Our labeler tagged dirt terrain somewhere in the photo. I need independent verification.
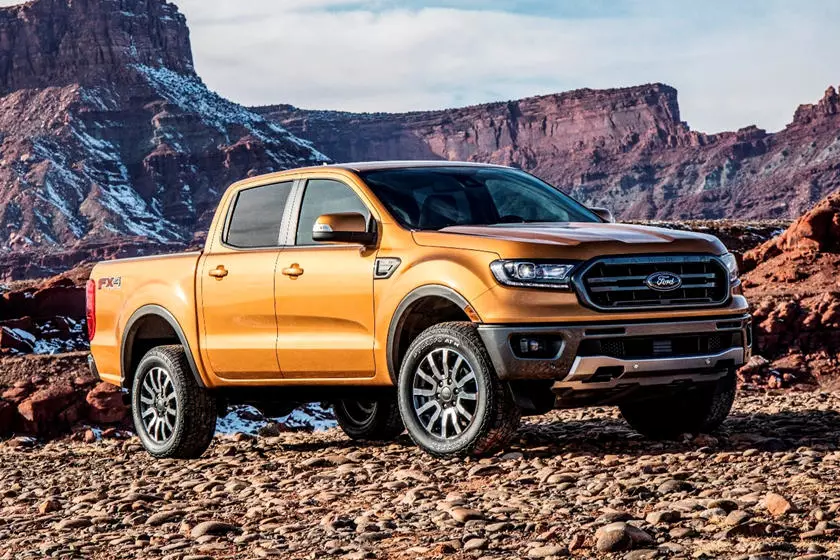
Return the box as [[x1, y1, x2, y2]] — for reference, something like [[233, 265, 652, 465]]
[[1, 207, 838, 560], [1, 389, 839, 560]]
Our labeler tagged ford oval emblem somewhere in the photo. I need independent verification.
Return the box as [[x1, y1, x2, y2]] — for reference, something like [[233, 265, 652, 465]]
[[645, 271, 682, 292]]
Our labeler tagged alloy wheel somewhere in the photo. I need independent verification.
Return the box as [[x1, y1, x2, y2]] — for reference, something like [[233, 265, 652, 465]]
[[139, 366, 178, 444], [411, 348, 478, 439]]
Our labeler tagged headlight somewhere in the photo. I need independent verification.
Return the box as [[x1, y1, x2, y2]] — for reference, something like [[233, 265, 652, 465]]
[[490, 260, 577, 289], [720, 253, 739, 282]]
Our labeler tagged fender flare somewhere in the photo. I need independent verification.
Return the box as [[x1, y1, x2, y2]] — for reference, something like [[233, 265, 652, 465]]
[[386, 285, 474, 383], [120, 304, 205, 389]]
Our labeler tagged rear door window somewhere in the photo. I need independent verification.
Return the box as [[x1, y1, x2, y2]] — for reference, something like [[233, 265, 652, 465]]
[[226, 181, 294, 248]]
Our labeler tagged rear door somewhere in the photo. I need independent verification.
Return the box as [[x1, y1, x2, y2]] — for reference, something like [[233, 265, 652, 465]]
[[199, 180, 295, 380]]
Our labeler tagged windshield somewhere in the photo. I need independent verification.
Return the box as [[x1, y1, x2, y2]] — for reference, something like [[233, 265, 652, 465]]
[[359, 166, 601, 230]]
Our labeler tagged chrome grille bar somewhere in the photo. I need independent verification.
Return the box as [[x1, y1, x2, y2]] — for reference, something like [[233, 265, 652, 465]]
[[587, 272, 716, 284], [589, 282, 718, 293]]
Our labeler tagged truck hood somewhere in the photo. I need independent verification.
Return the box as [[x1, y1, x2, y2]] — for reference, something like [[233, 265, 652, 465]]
[[412, 222, 727, 260]]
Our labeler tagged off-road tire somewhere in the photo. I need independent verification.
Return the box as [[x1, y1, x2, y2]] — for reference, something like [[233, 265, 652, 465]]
[[397, 322, 521, 457], [619, 370, 737, 440], [131, 345, 217, 459], [334, 396, 404, 441]]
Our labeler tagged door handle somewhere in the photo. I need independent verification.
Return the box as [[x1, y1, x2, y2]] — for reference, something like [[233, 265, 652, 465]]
[[282, 264, 304, 279], [209, 265, 229, 279]]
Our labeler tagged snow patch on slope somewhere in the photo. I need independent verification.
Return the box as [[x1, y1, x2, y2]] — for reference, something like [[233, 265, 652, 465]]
[[133, 65, 330, 164], [30, 142, 88, 239], [30, 119, 185, 243]]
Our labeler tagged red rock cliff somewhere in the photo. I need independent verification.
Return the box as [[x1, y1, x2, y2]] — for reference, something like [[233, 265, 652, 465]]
[[258, 83, 840, 221], [0, 0, 194, 92]]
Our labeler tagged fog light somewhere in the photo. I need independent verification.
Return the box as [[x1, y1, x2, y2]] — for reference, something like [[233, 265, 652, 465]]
[[519, 337, 546, 354], [512, 335, 562, 359]]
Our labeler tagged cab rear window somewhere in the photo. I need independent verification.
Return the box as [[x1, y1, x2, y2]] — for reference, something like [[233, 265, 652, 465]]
[[225, 181, 293, 248]]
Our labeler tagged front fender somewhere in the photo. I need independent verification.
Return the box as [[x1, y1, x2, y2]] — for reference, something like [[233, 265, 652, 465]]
[[384, 284, 475, 382], [373, 247, 499, 382]]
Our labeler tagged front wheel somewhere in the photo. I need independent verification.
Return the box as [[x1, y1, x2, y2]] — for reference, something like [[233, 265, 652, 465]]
[[619, 370, 737, 440], [131, 345, 217, 459], [334, 397, 404, 441], [397, 322, 521, 458]]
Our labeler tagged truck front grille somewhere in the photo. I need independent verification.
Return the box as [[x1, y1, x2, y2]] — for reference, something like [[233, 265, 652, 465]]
[[576, 255, 730, 311]]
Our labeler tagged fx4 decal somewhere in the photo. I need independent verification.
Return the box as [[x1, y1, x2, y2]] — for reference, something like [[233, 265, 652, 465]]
[[98, 277, 122, 290]]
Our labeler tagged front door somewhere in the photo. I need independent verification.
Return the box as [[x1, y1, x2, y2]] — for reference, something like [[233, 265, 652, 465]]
[[200, 180, 293, 380], [275, 178, 377, 379]]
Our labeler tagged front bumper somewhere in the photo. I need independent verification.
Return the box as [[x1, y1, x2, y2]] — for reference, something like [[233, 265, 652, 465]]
[[478, 314, 752, 390]]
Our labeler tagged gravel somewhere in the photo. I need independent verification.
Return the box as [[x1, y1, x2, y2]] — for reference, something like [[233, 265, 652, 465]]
[[1, 388, 839, 559]]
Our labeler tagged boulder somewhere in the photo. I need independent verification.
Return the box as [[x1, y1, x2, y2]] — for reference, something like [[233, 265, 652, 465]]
[[0, 325, 35, 353], [595, 522, 654, 553], [30, 285, 85, 320], [16, 382, 83, 434], [744, 193, 840, 271], [85, 382, 128, 424], [1, 385, 31, 403], [765, 493, 793, 517]]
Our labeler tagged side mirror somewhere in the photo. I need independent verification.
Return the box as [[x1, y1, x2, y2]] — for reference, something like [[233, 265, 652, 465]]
[[313, 212, 376, 245], [590, 207, 615, 223]]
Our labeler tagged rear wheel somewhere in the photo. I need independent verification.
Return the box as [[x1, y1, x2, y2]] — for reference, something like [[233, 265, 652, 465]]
[[619, 370, 737, 439], [334, 397, 404, 441], [397, 322, 521, 457], [131, 345, 217, 459]]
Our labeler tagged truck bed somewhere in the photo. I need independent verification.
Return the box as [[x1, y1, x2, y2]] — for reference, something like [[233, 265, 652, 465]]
[[89, 251, 203, 386]]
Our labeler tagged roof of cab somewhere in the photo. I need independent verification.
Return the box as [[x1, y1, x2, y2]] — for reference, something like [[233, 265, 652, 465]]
[[230, 161, 512, 190], [298, 160, 510, 173]]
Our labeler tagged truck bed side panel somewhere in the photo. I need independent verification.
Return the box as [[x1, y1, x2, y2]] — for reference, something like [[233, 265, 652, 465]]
[[89, 252, 203, 386]]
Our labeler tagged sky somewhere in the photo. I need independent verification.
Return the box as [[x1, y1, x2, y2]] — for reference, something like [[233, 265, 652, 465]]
[[4, 0, 840, 133]]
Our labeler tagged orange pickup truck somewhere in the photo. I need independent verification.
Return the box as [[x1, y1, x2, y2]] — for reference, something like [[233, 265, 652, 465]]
[[87, 161, 751, 459]]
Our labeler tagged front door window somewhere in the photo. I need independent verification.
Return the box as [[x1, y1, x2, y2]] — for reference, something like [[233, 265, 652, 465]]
[[295, 179, 371, 246]]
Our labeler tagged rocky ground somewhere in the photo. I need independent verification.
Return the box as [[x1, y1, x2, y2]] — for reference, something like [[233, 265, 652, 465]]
[[2, 389, 839, 560]]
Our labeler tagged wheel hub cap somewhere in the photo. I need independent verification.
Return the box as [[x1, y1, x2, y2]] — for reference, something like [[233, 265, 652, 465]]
[[411, 348, 479, 440], [139, 366, 177, 444]]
